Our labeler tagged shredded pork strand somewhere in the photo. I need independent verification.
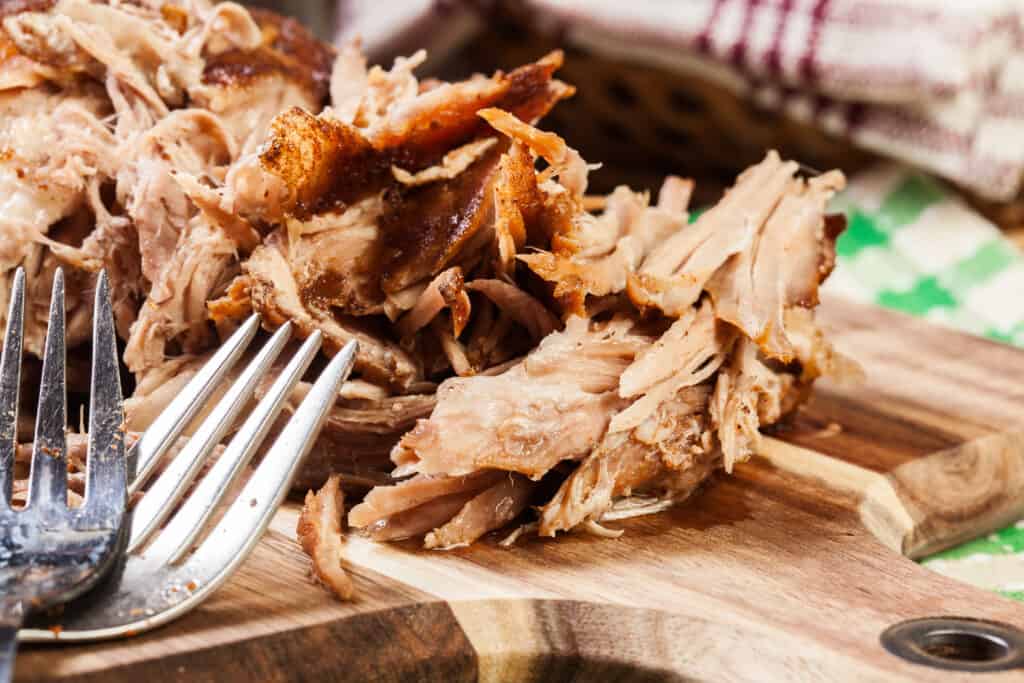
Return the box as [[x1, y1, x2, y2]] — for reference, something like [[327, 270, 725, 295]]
[[297, 474, 354, 601], [391, 317, 648, 479], [424, 473, 534, 550]]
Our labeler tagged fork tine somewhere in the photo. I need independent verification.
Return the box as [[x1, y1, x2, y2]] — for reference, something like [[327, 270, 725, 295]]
[[0, 268, 25, 508], [127, 321, 295, 553], [185, 338, 355, 570], [27, 268, 67, 510], [130, 314, 260, 493], [81, 272, 126, 523], [149, 329, 323, 564]]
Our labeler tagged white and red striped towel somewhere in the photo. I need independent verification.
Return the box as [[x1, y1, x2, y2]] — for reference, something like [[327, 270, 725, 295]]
[[334, 0, 1024, 202]]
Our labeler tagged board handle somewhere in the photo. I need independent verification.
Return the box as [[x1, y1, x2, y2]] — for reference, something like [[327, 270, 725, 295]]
[[859, 429, 1024, 559]]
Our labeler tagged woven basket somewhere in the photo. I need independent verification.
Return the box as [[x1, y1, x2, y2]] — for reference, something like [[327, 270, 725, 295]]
[[436, 15, 1023, 228]]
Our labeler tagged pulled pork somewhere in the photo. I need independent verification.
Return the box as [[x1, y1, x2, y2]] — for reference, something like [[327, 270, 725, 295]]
[[343, 131, 853, 555], [2, 2, 854, 602]]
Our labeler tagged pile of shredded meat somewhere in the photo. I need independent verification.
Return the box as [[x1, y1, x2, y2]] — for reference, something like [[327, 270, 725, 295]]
[[2, 2, 855, 602]]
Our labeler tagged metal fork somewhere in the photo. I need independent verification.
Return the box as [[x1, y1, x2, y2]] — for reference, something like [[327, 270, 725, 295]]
[[1, 268, 127, 679], [18, 315, 356, 642]]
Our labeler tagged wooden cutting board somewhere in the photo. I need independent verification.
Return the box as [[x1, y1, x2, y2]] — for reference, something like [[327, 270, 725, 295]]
[[15, 298, 1024, 682]]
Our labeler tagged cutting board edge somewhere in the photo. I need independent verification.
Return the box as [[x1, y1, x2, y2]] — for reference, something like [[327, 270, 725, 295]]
[[763, 426, 1024, 560], [859, 427, 1024, 560]]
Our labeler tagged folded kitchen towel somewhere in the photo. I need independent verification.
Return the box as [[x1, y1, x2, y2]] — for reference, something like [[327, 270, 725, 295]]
[[826, 164, 1024, 600], [335, 0, 1024, 202]]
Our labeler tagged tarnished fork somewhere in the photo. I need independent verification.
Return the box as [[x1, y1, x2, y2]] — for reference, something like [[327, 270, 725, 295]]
[[18, 314, 356, 642], [1, 269, 127, 681]]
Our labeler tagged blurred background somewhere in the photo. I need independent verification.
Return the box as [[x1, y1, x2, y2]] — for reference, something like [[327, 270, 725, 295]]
[[251, 0, 1024, 598]]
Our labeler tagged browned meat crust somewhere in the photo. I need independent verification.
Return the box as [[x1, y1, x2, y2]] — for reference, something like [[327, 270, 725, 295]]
[[255, 53, 571, 221], [202, 8, 334, 104]]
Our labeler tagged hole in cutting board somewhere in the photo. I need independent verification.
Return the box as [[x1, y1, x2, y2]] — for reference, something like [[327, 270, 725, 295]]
[[921, 630, 1007, 663], [880, 617, 1024, 672], [919, 629, 1008, 662]]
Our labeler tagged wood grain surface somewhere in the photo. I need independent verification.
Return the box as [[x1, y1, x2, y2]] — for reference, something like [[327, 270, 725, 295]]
[[15, 298, 1024, 682]]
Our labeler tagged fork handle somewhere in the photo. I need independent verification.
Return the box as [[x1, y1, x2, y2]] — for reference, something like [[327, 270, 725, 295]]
[[0, 606, 23, 683]]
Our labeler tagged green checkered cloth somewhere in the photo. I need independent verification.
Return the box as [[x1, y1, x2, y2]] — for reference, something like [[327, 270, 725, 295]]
[[824, 165, 1024, 598], [826, 167, 1024, 345]]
